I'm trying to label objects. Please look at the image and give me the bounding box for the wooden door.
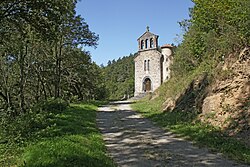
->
[145,78,151,91]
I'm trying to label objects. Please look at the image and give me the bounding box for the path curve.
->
[97,101,248,167]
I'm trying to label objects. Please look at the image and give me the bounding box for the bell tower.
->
[137,26,159,52]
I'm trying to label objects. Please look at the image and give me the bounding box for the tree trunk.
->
[35,77,40,102]
[54,36,63,99]
[36,66,47,100]
[19,48,26,113]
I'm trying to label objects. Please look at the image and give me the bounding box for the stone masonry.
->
[134,27,173,96]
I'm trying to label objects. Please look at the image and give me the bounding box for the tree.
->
[0,0,77,41]
[0,1,99,115]
[51,14,98,98]
[172,0,250,77]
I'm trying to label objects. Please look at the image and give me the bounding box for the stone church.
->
[134,27,173,96]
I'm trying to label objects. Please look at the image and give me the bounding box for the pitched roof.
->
[137,27,159,40]
[161,44,173,48]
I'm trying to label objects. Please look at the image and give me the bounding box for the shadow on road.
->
[97,103,246,167]
[109,100,135,105]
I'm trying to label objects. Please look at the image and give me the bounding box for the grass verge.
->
[132,100,250,165]
[0,102,115,167]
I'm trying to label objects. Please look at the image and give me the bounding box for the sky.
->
[76,0,194,65]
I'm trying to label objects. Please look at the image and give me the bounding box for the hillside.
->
[148,47,249,143]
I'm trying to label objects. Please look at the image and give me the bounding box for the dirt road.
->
[97,101,248,167]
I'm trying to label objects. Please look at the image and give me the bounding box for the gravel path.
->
[97,101,249,167]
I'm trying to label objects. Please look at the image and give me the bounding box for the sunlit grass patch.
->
[22,134,111,167]
[0,101,115,167]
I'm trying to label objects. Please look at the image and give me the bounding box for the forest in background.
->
[102,54,135,100]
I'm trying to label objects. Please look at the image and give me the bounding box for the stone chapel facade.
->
[134,27,173,96]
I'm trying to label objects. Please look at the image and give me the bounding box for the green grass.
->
[132,100,250,164]
[0,102,115,167]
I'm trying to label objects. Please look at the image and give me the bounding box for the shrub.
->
[33,98,69,113]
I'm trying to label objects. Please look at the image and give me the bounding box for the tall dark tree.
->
[0,1,99,115]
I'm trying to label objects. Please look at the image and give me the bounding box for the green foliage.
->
[33,98,69,113]
[0,99,69,146]
[173,0,250,78]
[191,0,249,43]
[0,101,115,167]
[103,54,135,100]
[0,1,101,115]
[0,0,77,41]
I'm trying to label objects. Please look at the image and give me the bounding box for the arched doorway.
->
[143,78,151,92]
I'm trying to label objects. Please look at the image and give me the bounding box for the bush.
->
[33,98,69,113]
[0,98,69,144]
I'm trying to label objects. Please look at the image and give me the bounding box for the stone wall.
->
[161,47,172,82]
[134,49,162,96]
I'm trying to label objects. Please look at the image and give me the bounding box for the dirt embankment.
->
[202,47,250,137]
[162,47,250,145]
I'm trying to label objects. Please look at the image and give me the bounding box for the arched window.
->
[141,40,144,49]
[145,39,148,49]
[166,57,168,62]
[144,60,146,71]
[150,38,154,48]
[147,59,150,71]
[166,67,169,71]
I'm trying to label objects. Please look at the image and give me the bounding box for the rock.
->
[163,98,175,112]
[202,93,223,114]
